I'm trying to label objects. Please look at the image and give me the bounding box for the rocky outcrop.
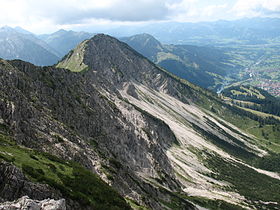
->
[0,196,66,210]
[0,161,87,210]
[0,162,61,203]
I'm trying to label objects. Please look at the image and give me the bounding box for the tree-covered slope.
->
[222,85,280,117]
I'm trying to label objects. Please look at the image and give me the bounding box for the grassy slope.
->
[56,40,89,72]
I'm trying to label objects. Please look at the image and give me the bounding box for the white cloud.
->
[0,0,279,33]
[0,0,28,24]
[22,0,172,24]
[166,0,231,22]
[203,4,228,17]
[166,0,200,21]
[233,0,280,17]
[0,0,171,33]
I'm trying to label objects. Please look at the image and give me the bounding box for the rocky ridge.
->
[0,34,280,209]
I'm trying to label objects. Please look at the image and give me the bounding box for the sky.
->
[0,0,279,34]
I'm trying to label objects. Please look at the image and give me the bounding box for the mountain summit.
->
[58,34,169,84]
[57,34,197,102]
[120,33,165,60]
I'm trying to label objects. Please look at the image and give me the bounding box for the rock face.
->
[1,34,280,209]
[0,196,66,210]
[0,162,61,203]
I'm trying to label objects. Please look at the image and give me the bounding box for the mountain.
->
[38,29,94,57]
[0,26,60,66]
[14,26,33,35]
[120,33,165,60]
[121,33,238,89]
[1,34,280,209]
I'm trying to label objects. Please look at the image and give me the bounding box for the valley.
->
[221,43,280,97]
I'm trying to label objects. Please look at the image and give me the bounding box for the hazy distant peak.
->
[0,26,33,36]
[0,25,60,65]
[37,29,94,57]
[129,33,160,42]
[0,26,16,33]
[14,26,33,35]
[134,33,156,38]
[54,29,91,36]
[55,29,68,34]
[120,33,164,59]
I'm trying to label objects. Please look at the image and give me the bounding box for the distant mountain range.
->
[0,26,60,66]
[38,29,93,57]
[105,17,280,45]
[0,17,279,96]
[0,27,93,66]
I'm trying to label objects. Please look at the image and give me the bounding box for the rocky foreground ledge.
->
[0,162,68,209]
[0,196,66,210]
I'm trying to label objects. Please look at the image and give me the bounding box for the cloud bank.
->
[0,0,279,33]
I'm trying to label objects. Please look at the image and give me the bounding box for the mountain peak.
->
[133,33,157,39]
[0,25,16,33]
[89,33,121,43]
[57,33,170,90]
[54,29,68,35]
[14,26,32,35]
[120,33,164,59]
[122,33,161,45]
[57,33,140,72]
[0,26,32,35]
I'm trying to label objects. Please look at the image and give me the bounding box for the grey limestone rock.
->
[0,162,61,202]
[0,196,66,210]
